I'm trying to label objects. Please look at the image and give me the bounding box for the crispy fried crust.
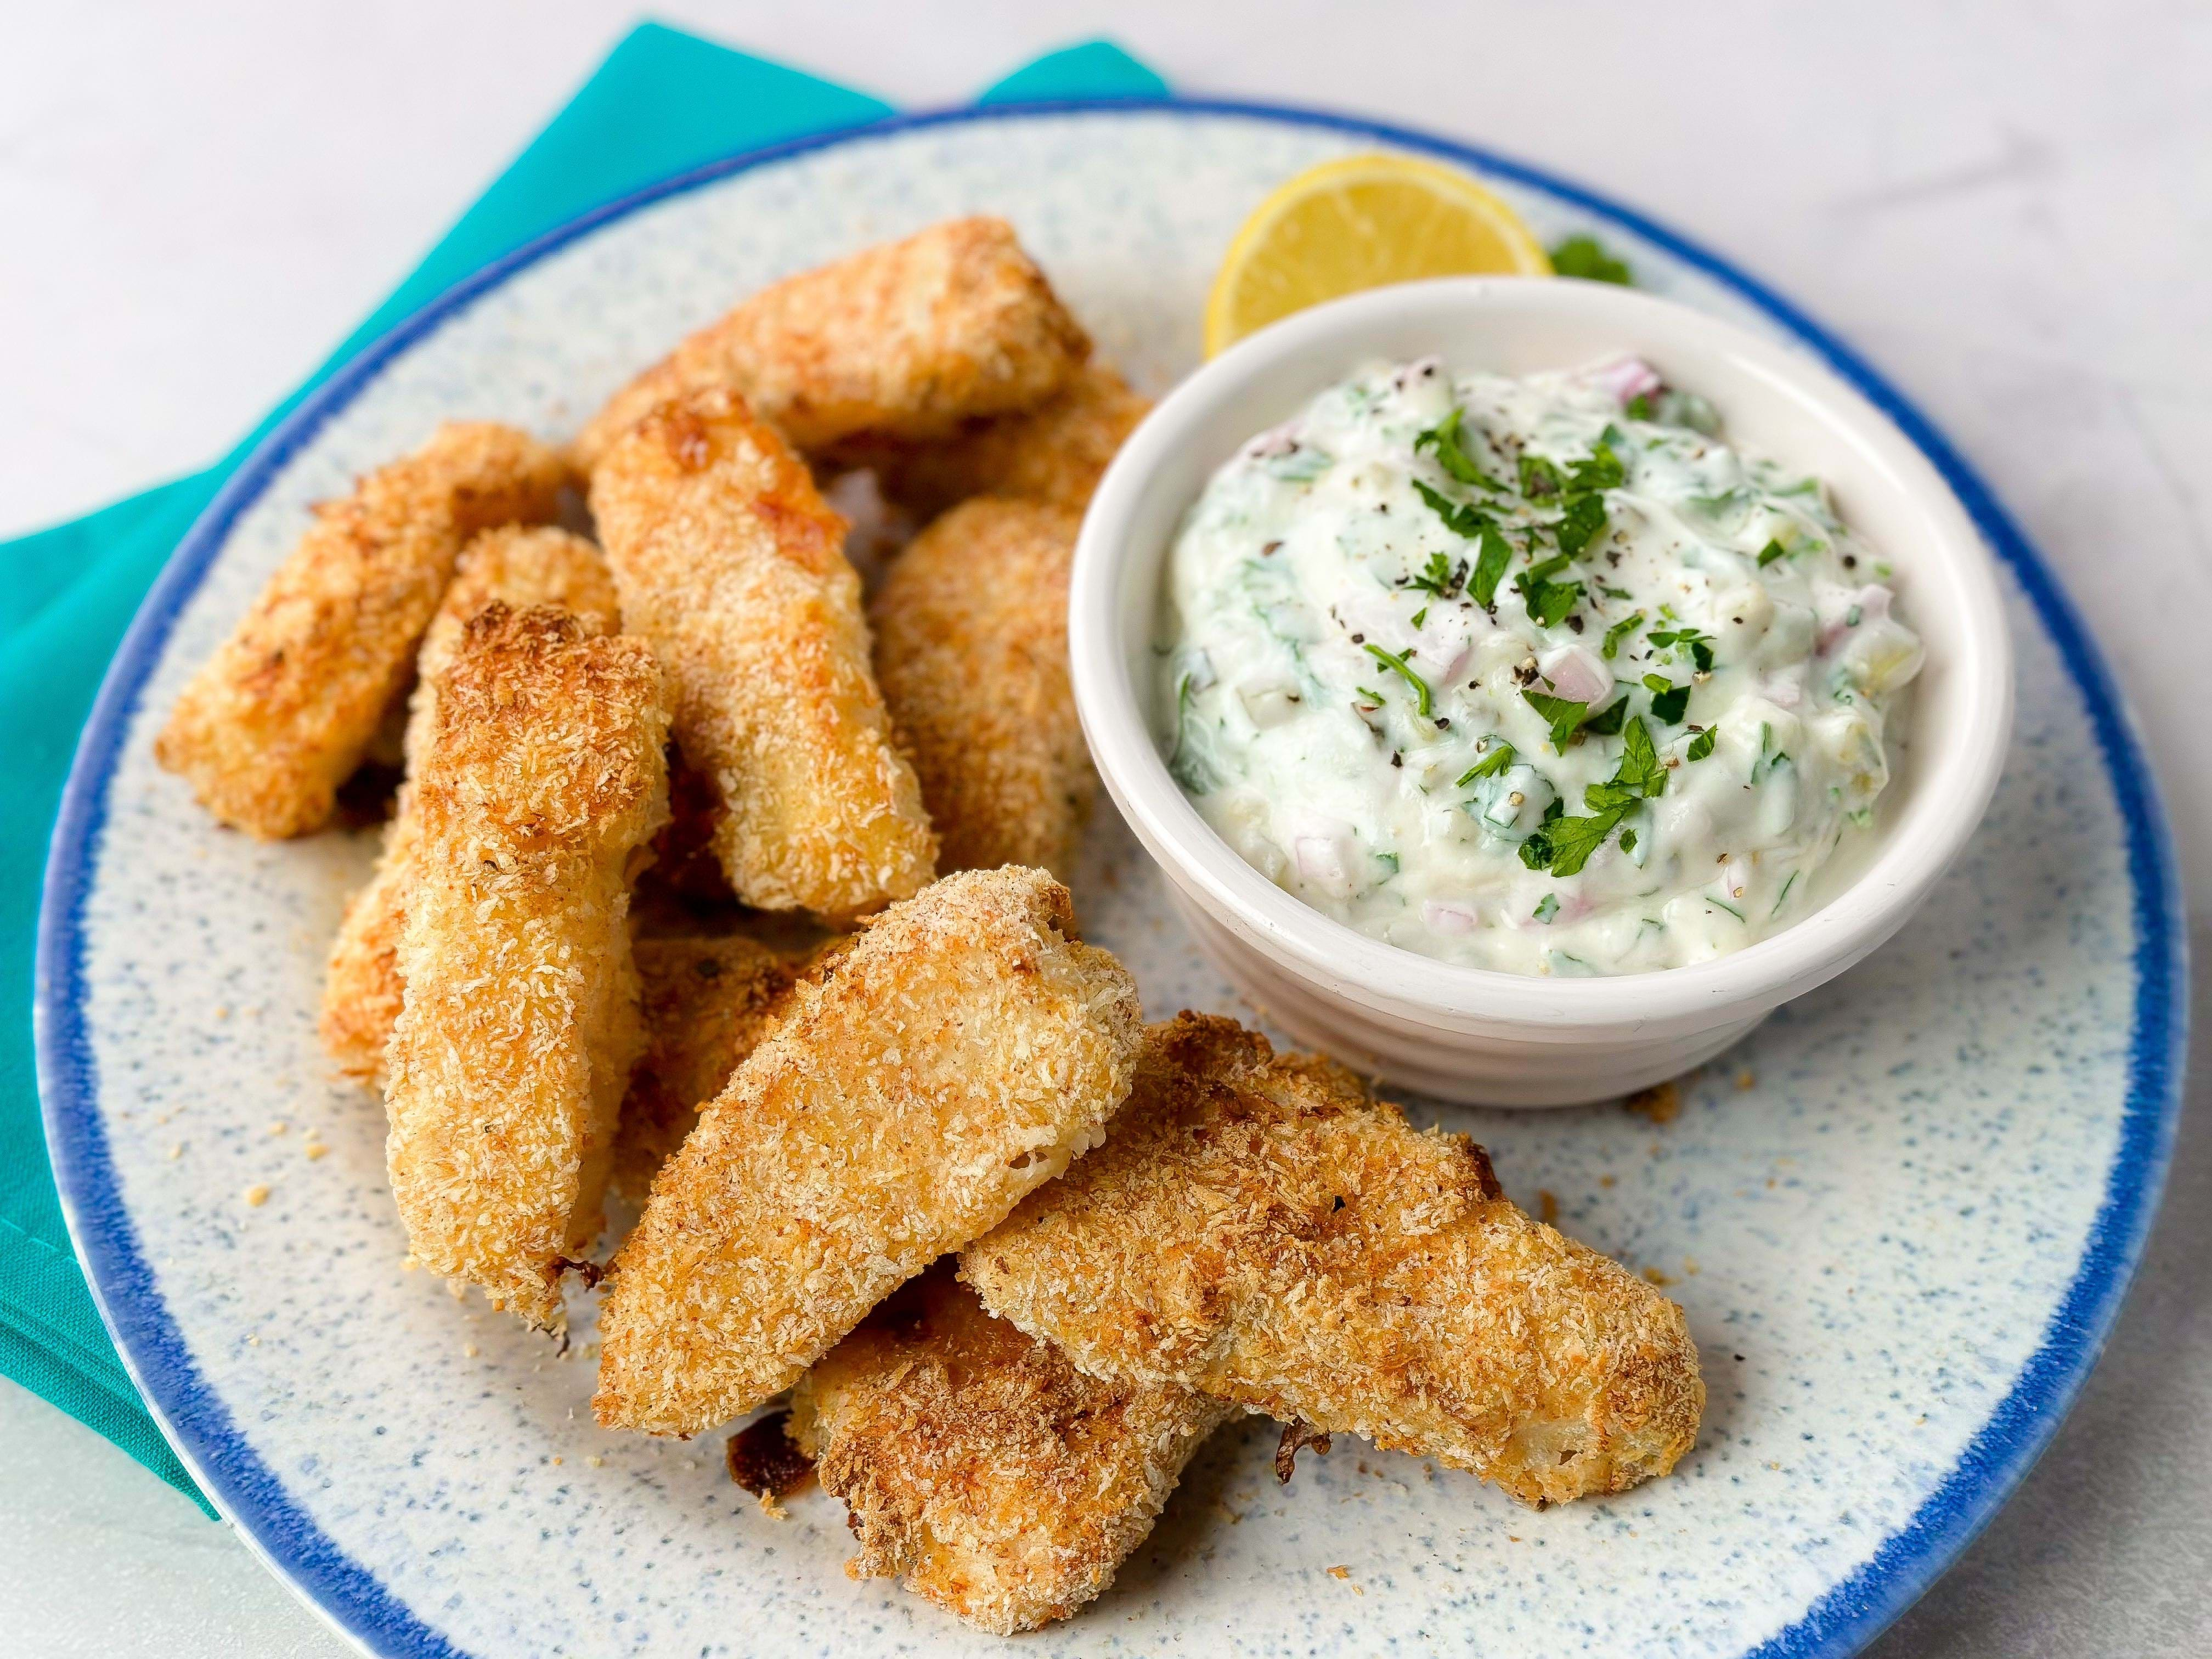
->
[383,604,670,1328]
[319,527,620,1084]
[574,217,1088,466]
[588,387,936,918]
[155,422,571,838]
[593,867,1143,1436]
[791,1267,1230,1635]
[961,1014,1706,1506]
[612,935,808,1201]
[871,499,1093,877]
[843,361,1149,520]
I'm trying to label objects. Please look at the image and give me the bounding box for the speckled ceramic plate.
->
[36,102,2185,1659]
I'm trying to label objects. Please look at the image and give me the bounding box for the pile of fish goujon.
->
[154,218,1703,1636]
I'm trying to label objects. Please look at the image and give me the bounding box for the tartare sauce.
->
[1157,357,1923,976]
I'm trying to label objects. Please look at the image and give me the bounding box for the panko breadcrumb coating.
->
[574,217,1089,466]
[871,498,1093,877]
[961,1013,1705,1506]
[593,866,1143,1436]
[319,527,620,1084]
[384,604,670,1328]
[845,360,1149,520]
[791,1266,1231,1635]
[612,935,809,1201]
[589,387,936,919]
[155,422,571,839]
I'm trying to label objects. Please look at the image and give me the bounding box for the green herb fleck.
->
[1554,490,1609,555]
[1362,643,1434,717]
[1620,828,1638,854]
[1522,689,1588,752]
[1470,525,1512,608]
[1514,551,1584,627]
[1533,893,1561,923]
[1549,234,1634,285]
[1410,605,1429,627]
[1757,539,1788,568]
[1625,393,1654,420]
[1404,549,1466,599]
[1413,408,1505,492]
[1647,625,1715,672]
[1582,692,1631,737]
[1456,742,1516,786]
[1518,454,1563,499]
[1602,611,1646,659]
[1686,727,1718,761]
[1568,442,1625,493]
[1771,870,1799,916]
[1644,675,1690,723]
[1412,478,1489,541]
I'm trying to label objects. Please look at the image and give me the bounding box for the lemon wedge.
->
[1203,153,1553,357]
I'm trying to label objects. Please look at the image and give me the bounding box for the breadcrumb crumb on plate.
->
[592,866,1143,1437]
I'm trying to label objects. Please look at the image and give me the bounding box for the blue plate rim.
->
[33,95,2188,1659]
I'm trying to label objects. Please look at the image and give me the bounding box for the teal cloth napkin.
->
[2,21,1166,1514]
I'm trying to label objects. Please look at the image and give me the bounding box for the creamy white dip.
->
[1157,357,1923,976]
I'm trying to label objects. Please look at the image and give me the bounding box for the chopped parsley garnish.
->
[1413,408,1505,492]
[1410,605,1429,627]
[1686,727,1717,762]
[1456,742,1516,786]
[1355,685,1385,706]
[1582,692,1631,736]
[1647,625,1715,672]
[1470,524,1512,608]
[1549,234,1634,285]
[1403,550,1466,600]
[1620,828,1638,854]
[1554,490,1609,555]
[1601,611,1645,659]
[1520,717,1668,877]
[1362,643,1434,717]
[1514,552,1584,628]
[1533,893,1561,923]
[1757,538,1788,568]
[1642,673,1690,724]
[1568,442,1626,493]
[1412,478,1489,540]
[1624,393,1654,420]
[1519,455,1562,498]
[1600,585,1634,600]
[1521,689,1589,752]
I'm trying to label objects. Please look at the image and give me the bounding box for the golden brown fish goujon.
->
[611,935,809,1201]
[573,216,1090,467]
[319,527,621,1084]
[848,361,1150,520]
[791,1267,1232,1635]
[961,1014,1705,1507]
[155,423,571,839]
[588,387,936,918]
[383,604,670,1328]
[592,866,1143,1437]
[871,499,1093,877]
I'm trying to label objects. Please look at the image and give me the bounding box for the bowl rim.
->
[1070,275,2017,1030]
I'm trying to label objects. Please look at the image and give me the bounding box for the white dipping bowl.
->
[1070,278,2013,1106]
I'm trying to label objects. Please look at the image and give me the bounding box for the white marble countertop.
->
[1,3,2204,1654]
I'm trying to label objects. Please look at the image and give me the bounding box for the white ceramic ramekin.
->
[1070,278,2013,1106]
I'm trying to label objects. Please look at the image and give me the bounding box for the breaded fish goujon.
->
[791,1266,1231,1635]
[592,866,1143,1437]
[574,217,1090,466]
[155,422,571,838]
[319,527,620,1084]
[589,387,936,918]
[843,360,1149,520]
[383,603,670,1329]
[611,934,810,1201]
[962,1013,1705,1507]
[871,498,1091,877]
